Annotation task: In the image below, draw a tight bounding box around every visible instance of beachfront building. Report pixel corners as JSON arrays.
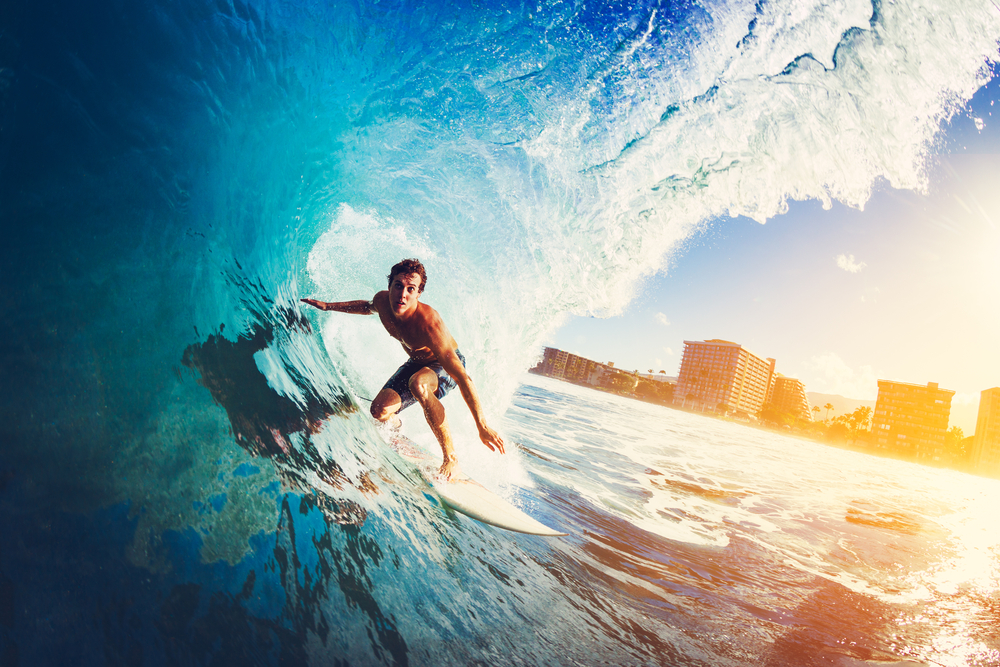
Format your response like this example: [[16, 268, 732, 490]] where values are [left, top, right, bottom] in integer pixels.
[[537, 347, 569, 378], [673, 339, 776, 416], [535, 347, 611, 387], [970, 387, 1000, 477], [639, 372, 676, 384], [871, 380, 954, 461], [565, 355, 604, 385], [767, 375, 812, 421]]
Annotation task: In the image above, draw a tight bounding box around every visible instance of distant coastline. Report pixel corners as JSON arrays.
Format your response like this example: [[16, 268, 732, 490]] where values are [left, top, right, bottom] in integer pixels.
[[528, 367, 994, 481]]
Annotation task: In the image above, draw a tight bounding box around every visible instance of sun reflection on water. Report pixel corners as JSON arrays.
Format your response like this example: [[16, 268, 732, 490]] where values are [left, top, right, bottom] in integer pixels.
[[894, 482, 1000, 666]]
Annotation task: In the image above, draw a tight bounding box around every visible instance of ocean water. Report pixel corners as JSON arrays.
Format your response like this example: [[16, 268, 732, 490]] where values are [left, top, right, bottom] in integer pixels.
[[2, 0, 1000, 664]]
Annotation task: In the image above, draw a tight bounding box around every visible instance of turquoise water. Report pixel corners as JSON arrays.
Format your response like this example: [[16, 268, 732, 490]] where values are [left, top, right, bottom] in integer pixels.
[[2, 0, 1000, 663]]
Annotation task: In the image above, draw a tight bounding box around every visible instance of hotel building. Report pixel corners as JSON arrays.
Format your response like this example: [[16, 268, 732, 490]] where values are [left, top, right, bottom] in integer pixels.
[[970, 387, 1000, 476], [768, 375, 812, 422], [673, 339, 776, 416], [538, 347, 569, 378], [536, 347, 610, 386], [565, 355, 605, 385], [871, 380, 954, 461]]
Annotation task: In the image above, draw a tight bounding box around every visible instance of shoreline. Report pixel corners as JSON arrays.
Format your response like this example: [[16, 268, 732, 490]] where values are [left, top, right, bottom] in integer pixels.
[[527, 371, 995, 481]]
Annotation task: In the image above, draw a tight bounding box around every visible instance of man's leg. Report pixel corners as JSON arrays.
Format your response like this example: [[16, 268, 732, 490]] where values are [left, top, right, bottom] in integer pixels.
[[370, 388, 403, 430], [408, 368, 460, 479]]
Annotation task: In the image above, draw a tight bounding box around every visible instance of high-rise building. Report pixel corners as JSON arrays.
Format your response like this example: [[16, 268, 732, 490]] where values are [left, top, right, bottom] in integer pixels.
[[970, 387, 1000, 476], [673, 339, 776, 416], [767, 375, 812, 421], [538, 347, 569, 378], [871, 380, 954, 461], [564, 354, 602, 384], [535, 347, 609, 386]]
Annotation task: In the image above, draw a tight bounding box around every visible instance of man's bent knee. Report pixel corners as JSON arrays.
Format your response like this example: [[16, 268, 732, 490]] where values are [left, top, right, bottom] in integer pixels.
[[408, 371, 439, 405], [371, 390, 401, 421]]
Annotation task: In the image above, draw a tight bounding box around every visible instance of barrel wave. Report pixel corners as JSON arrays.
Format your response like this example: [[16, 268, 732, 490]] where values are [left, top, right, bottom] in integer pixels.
[[2, 0, 999, 665]]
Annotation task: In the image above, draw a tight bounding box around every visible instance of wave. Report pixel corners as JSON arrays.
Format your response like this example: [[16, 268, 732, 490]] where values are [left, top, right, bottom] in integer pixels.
[[9, 0, 994, 401], [285, 0, 999, 408], [3, 0, 998, 551], [0, 0, 1000, 536], [4, 0, 1000, 663]]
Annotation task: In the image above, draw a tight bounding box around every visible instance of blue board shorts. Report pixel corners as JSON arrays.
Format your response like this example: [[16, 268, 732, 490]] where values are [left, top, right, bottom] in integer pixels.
[[382, 350, 466, 412]]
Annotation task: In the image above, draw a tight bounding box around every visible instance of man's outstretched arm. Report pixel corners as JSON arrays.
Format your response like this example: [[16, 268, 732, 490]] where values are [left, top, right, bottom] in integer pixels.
[[300, 298, 374, 314], [436, 347, 506, 454]]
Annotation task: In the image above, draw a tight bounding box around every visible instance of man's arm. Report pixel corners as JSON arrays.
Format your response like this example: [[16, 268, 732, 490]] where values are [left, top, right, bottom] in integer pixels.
[[300, 298, 374, 314], [434, 345, 506, 454]]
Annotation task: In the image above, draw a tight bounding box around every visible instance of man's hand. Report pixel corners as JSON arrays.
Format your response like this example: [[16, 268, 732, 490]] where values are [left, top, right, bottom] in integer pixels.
[[478, 424, 505, 454], [300, 298, 329, 311]]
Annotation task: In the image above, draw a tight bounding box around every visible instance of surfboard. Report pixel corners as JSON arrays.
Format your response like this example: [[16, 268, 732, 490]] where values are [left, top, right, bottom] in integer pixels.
[[388, 435, 567, 537]]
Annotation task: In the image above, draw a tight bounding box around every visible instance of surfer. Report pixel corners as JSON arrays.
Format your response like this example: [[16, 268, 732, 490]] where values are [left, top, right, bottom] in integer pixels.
[[301, 258, 505, 479]]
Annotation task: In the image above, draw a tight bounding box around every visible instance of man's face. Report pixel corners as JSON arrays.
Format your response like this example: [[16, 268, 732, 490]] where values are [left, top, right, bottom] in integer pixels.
[[389, 272, 422, 315]]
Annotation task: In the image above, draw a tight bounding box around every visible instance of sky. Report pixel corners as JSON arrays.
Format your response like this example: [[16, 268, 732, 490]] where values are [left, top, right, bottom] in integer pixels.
[[546, 68, 1000, 434]]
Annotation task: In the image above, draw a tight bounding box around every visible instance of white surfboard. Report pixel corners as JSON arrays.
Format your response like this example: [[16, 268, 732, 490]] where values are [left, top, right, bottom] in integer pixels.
[[389, 435, 567, 537]]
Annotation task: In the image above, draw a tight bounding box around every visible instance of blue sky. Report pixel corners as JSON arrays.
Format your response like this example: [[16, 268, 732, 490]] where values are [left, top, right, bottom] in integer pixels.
[[547, 68, 1000, 432]]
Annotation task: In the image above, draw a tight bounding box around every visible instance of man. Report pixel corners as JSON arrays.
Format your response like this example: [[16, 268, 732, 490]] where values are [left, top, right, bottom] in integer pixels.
[[301, 258, 505, 479]]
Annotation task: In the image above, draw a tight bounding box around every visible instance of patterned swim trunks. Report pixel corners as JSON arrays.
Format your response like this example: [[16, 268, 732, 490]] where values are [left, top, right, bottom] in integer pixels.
[[380, 350, 466, 411]]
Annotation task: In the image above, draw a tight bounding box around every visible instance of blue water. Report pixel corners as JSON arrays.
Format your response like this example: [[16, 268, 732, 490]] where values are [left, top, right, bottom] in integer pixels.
[[2, 0, 1000, 664]]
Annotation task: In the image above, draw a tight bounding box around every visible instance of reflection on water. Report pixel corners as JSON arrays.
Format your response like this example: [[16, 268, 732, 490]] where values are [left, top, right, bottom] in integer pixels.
[[509, 377, 1000, 667]]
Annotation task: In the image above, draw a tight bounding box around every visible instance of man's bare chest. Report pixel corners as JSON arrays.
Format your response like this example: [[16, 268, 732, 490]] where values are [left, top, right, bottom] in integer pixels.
[[378, 312, 432, 355]]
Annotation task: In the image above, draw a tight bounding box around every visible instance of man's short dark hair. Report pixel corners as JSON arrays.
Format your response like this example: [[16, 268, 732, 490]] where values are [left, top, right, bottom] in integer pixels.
[[387, 258, 427, 293]]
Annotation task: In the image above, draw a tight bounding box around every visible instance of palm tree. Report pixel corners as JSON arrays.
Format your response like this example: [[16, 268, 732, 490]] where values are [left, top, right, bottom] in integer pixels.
[[824, 403, 834, 421], [848, 406, 873, 441], [812, 405, 821, 421]]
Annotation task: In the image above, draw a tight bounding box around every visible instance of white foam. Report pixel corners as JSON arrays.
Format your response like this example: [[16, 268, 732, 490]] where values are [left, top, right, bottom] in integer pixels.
[[301, 0, 999, 429]]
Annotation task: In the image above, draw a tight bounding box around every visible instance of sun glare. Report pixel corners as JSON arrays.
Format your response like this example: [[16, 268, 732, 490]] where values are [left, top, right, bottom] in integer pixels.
[[913, 482, 1000, 666]]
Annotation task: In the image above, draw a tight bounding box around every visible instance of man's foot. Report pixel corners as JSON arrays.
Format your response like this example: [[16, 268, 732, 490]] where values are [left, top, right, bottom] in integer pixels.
[[387, 414, 402, 432], [437, 457, 463, 482], [374, 414, 402, 438]]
